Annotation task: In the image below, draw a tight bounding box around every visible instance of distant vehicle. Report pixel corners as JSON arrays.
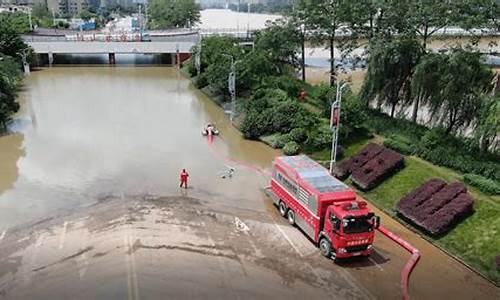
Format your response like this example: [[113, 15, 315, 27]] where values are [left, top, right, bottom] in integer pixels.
[[65, 32, 152, 42], [268, 155, 380, 260]]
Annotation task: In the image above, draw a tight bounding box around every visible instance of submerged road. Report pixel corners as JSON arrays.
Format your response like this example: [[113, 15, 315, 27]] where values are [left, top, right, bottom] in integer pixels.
[[0, 67, 498, 299]]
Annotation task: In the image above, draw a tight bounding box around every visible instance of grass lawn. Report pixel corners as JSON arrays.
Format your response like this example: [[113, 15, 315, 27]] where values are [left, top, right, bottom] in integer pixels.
[[334, 139, 500, 284]]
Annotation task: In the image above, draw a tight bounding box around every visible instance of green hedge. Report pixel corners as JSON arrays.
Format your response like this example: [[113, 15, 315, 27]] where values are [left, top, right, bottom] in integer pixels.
[[383, 134, 414, 155], [463, 174, 500, 195], [283, 141, 300, 156]]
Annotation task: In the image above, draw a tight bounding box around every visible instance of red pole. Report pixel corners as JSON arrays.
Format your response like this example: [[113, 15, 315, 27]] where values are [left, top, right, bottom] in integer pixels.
[[377, 225, 421, 300]]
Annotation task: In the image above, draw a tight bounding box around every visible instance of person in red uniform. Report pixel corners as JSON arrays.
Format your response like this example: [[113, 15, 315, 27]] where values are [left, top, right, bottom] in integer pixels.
[[180, 169, 189, 189]]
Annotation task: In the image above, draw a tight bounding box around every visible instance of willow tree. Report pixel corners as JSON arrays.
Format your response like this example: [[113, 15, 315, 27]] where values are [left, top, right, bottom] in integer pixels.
[[361, 38, 422, 117], [424, 49, 494, 133], [474, 95, 500, 152], [410, 53, 445, 122]]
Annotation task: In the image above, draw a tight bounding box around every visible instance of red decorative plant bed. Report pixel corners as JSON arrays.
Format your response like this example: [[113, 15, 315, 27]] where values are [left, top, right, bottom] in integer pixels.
[[396, 179, 475, 235], [333, 143, 404, 190]]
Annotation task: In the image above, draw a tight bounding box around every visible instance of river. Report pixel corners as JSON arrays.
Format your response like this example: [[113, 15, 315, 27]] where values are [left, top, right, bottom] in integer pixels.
[[0, 66, 278, 230]]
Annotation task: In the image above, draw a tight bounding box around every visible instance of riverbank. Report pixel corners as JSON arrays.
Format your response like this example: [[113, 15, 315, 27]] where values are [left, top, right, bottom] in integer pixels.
[[181, 63, 500, 286]]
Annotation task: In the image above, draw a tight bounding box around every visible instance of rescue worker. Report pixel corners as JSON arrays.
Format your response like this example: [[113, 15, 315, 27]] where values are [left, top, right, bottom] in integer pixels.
[[180, 169, 189, 189]]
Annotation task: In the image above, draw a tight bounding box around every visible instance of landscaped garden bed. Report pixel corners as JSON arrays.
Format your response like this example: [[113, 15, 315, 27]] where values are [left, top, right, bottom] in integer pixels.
[[333, 143, 404, 190], [396, 179, 475, 235]]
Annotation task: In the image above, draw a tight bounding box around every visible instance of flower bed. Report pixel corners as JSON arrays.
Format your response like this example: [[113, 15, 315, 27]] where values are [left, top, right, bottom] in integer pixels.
[[333, 143, 384, 179], [351, 148, 405, 190], [396, 179, 475, 235]]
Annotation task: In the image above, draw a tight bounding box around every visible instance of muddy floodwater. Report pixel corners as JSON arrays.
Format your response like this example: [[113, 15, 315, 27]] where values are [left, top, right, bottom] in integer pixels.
[[0, 66, 278, 230]]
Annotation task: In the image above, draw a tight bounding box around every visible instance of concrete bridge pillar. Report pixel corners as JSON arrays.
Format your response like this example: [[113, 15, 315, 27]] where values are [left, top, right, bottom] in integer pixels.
[[48, 51, 54, 66], [108, 53, 116, 64]]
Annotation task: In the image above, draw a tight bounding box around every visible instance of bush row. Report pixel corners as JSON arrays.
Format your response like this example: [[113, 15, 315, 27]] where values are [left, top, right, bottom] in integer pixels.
[[463, 174, 500, 195], [367, 110, 500, 181]]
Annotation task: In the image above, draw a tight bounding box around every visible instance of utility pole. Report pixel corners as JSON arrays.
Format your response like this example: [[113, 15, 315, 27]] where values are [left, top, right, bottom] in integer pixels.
[[195, 34, 202, 76], [247, 2, 250, 39], [300, 23, 306, 82], [222, 54, 237, 123], [28, 8, 33, 31], [329, 82, 348, 174]]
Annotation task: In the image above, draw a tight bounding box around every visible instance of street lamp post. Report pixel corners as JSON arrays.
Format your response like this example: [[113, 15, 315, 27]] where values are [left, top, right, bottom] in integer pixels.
[[300, 23, 306, 82], [222, 54, 237, 122], [329, 82, 348, 174]]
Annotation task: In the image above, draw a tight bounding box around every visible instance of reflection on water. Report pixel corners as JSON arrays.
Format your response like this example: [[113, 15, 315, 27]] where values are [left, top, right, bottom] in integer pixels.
[[52, 54, 173, 65], [0, 134, 24, 196], [0, 67, 279, 229]]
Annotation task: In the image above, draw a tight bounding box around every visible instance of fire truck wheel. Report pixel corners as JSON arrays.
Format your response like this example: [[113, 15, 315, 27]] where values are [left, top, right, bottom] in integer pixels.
[[287, 209, 295, 226], [319, 238, 332, 258], [278, 201, 288, 217]]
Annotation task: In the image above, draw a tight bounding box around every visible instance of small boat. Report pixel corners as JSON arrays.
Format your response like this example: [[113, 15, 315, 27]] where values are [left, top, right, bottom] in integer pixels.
[[202, 123, 220, 136]]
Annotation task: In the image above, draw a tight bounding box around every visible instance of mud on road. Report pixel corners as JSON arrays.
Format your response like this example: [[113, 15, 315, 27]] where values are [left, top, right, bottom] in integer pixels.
[[0, 194, 373, 300]]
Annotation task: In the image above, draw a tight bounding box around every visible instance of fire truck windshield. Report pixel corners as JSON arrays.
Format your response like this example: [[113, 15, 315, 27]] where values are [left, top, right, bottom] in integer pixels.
[[343, 216, 372, 234]]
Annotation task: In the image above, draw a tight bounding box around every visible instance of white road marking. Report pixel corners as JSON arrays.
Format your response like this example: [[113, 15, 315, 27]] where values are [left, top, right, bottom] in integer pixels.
[[77, 231, 90, 279], [58, 221, 68, 249], [124, 225, 139, 300], [0, 230, 6, 243], [273, 223, 303, 257], [368, 256, 384, 272]]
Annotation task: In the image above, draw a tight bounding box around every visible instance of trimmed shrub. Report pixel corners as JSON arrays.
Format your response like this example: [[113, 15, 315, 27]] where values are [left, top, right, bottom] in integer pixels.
[[396, 179, 475, 235], [289, 127, 307, 143], [413, 182, 466, 223], [463, 174, 500, 195], [333, 143, 384, 179], [396, 179, 447, 216], [260, 133, 284, 149], [384, 134, 414, 155], [194, 74, 209, 88], [351, 148, 404, 190], [277, 133, 292, 146], [283, 141, 300, 156], [422, 193, 474, 235]]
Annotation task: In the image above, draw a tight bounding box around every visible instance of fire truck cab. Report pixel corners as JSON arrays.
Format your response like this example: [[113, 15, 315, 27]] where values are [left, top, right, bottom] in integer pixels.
[[269, 155, 380, 260]]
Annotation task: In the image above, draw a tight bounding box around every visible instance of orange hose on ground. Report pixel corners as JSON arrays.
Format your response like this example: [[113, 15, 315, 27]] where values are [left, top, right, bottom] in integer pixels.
[[377, 225, 421, 300]]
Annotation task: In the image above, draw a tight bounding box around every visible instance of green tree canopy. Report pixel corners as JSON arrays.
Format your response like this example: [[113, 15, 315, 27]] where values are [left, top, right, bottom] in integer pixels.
[[425, 49, 494, 133], [361, 38, 423, 117], [0, 56, 22, 128], [148, 0, 200, 29]]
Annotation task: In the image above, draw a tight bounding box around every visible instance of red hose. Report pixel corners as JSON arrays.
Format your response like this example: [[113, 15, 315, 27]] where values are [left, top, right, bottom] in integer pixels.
[[205, 135, 419, 299], [377, 225, 421, 300]]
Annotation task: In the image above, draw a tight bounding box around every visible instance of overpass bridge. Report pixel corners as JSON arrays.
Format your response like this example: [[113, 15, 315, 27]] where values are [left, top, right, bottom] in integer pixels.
[[22, 28, 257, 65]]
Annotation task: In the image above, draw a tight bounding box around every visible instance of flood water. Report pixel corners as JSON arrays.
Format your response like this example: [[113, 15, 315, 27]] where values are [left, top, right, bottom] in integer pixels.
[[0, 66, 279, 230]]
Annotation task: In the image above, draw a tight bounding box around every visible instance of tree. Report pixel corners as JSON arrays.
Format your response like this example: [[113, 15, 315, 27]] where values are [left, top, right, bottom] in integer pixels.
[[32, 3, 51, 20], [361, 38, 423, 117], [148, 0, 200, 29], [390, 0, 457, 50], [410, 53, 445, 122], [0, 14, 29, 57], [296, 0, 351, 86], [0, 56, 22, 128], [0, 12, 30, 34], [426, 49, 494, 133], [474, 95, 500, 152], [254, 19, 302, 74]]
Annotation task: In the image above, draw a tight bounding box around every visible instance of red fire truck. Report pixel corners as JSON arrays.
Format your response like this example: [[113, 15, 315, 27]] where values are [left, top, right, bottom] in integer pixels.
[[269, 155, 380, 260]]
